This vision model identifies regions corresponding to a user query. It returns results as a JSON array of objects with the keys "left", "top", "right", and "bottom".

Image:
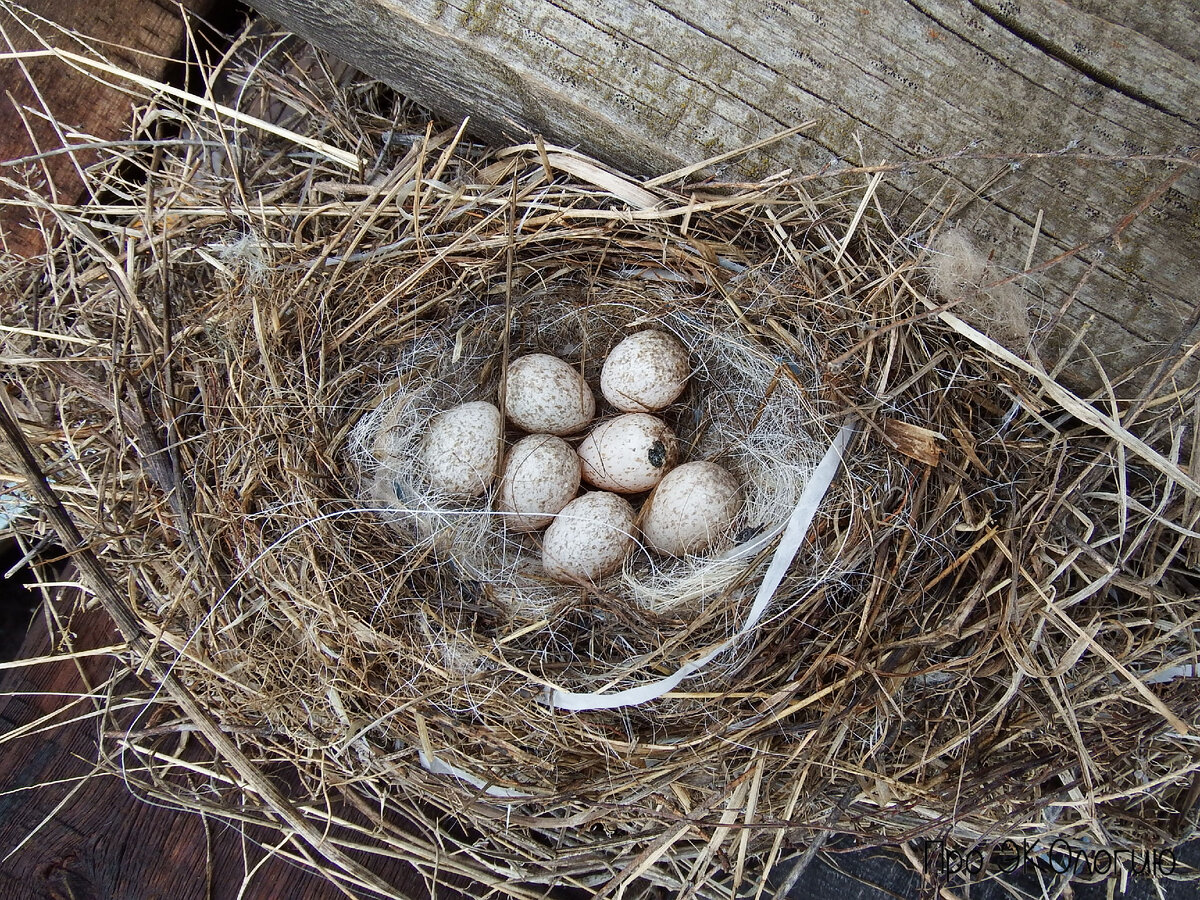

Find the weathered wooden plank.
[
  {"left": 244, "top": 0, "right": 1200, "bottom": 388},
  {"left": 0, "top": 582, "right": 480, "bottom": 899},
  {"left": 0, "top": 0, "right": 218, "bottom": 257}
]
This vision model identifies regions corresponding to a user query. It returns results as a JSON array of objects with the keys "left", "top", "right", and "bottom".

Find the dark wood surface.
[
  {"left": 0, "top": 0, "right": 227, "bottom": 257},
  {"left": 0, "top": 576, "right": 481, "bottom": 900}
]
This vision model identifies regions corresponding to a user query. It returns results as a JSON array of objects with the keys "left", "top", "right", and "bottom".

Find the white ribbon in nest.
[
  {"left": 417, "top": 422, "right": 853, "bottom": 797},
  {"left": 544, "top": 421, "right": 854, "bottom": 711}
]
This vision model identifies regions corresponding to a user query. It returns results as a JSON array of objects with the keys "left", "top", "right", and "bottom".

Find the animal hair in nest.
[
  {"left": 353, "top": 288, "right": 823, "bottom": 622},
  {"left": 2, "top": 23, "right": 1200, "bottom": 900},
  {"left": 929, "top": 224, "right": 1034, "bottom": 348}
]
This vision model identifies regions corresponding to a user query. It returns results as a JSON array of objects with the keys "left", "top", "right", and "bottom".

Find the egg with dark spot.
[{"left": 578, "top": 413, "right": 679, "bottom": 493}]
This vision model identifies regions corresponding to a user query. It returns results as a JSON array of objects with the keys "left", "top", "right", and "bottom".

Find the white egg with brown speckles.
[
  {"left": 542, "top": 491, "right": 636, "bottom": 583},
  {"left": 495, "top": 434, "right": 581, "bottom": 532},
  {"left": 505, "top": 354, "right": 595, "bottom": 435},
  {"left": 578, "top": 413, "right": 678, "bottom": 493},
  {"left": 601, "top": 330, "right": 689, "bottom": 413},
  {"left": 417, "top": 401, "right": 502, "bottom": 499},
  {"left": 640, "top": 461, "right": 743, "bottom": 557}
]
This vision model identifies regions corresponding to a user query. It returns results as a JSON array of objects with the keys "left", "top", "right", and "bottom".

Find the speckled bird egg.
[
  {"left": 417, "top": 401, "right": 502, "bottom": 499},
  {"left": 577, "top": 413, "right": 679, "bottom": 494},
  {"left": 505, "top": 354, "right": 596, "bottom": 435},
  {"left": 600, "top": 330, "right": 690, "bottom": 413},
  {"left": 640, "top": 461, "right": 743, "bottom": 557},
  {"left": 495, "top": 434, "right": 581, "bottom": 532},
  {"left": 542, "top": 491, "right": 636, "bottom": 583}
]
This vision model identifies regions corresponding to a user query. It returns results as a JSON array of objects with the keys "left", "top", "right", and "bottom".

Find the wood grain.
[
  {"left": 0, "top": 0, "right": 215, "bottom": 257},
  {"left": 0, "top": 585, "right": 478, "bottom": 899},
  {"left": 243, "top": 0, "right": 1200, "bottom": 388}
]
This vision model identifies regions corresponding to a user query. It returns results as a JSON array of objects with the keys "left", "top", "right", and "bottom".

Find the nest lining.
[
  {"left": 2, "top": 20, "right": 1199, "bottom": 900},
  {"left": 354, "top": 289, "right": 825, "bottom": 625}
]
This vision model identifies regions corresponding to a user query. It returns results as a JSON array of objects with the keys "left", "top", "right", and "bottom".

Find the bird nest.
[{"left": 2, "top": 22, "right": 1199, "bottom": 900}]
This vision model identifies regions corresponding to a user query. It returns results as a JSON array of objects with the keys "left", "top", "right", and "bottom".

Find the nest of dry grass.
[{"left": 3, "top": 15, "right": 1199, "bottom": 900}]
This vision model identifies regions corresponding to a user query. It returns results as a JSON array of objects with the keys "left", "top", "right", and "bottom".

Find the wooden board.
[
  {"left": 0, "top": 582, "right": 480, "bottom": 899},
  {"left": 0, "top": 0, "right": 216, "bottom": 256},
  {"left": 243, "top": 0, "right": 1200, "bottom": 388}
]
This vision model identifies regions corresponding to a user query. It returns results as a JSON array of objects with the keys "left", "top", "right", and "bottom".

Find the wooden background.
[
  {"left": 0, "top": 0, "right": 207, "bottom": 257},
  {"left": 245, "top": 0, "right": 1200, "bottom": 389}
]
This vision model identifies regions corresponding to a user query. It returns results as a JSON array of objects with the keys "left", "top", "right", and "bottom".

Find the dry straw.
[{"left": 2, "top": 9, "right": 1199, "bottom": 899}]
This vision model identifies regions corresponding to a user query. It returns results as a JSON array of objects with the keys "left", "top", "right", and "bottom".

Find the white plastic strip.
[
  {"left": 544, "top": 422, "right": 854, "bottom": 712},
  {"left": 418, "top": 749, "right": 532, "bottom": 800},
  {"left": 1140, "top": 663, "right": 1198, "bottom": 685}
]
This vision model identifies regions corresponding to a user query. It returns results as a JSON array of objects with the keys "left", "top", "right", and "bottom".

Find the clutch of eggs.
[{"left": 413, "top": 332, "right": 743, "bottom": 584}]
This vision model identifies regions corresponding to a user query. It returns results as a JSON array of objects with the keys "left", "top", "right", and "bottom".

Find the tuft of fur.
[{"left": 929, "top": 227, "right": 1031, "bottom": 348}]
